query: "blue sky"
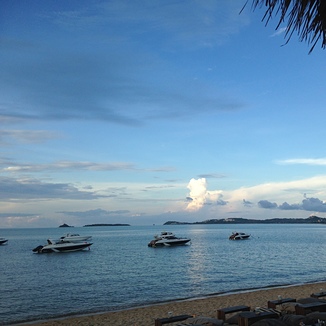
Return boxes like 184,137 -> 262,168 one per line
1,0 -> 326,228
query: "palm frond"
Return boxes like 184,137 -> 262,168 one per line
246,0 -> 326,53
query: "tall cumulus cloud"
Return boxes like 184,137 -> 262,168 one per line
186,178 -> 226,211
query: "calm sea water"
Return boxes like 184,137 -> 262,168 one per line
1,224 -> 326,325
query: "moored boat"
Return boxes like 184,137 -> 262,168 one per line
148,231 -> 191,247
59,233 -> 92,243
229,231 -> 250,240
0,238 -> 8,245
32,239 -> 92,253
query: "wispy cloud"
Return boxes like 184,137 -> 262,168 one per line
276,158 -> 326,166
242,199 -> 253,207
2,161 -> 136,173
270,27 -> 288,37
57,208 -> 130,218
54,1 -> 248,48
0,212 -> 39,218
0,130 -> 60,145
0,176 -> 106,201
144,185 -> 175,190
1,160 -> 174,173
0,1 -> 247,127
197,173 -> 226,179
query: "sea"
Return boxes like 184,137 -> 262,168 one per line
1,223 -> 326,325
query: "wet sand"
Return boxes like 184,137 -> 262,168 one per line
23,282 -> 326,326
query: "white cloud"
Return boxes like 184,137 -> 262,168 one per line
186,178 -> 208,211
270,27 -> 288,37
0,130 -> 60,145
228,176 -> 326,204
1,160 -> 175,173
184,175 -> 326,218
186,178 -> 225,211
276,158 -> 326,166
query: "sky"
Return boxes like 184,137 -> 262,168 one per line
1,0 -> 326,228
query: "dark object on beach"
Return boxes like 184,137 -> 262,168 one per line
238,310 -> 279,326
311,291 -> 326,298
268,298 -> 296,309
154,314 -> 192,326
217,305 -> 251,321
295,301 -> 326,315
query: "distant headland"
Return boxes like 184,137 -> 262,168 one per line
83,223 -> 130,227
164,215 -> 326,225
59,223 -> 130,227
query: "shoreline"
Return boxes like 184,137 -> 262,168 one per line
15,281 -> 326,326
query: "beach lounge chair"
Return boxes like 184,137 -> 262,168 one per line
295,301 -> 326,315
267,298 -> 296,309
273,311 -> 326,326
311,291 -> 326,299
178,316 -> 223,325
237,309 -> 280,326
154,314 -> 193,326
154,314 -> 223,326
248,319 -> 288,326
217,305 -> 251,321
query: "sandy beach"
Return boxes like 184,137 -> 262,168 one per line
23,282 -> 326,326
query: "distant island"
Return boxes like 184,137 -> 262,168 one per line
83,223 -> 130,227
59,223 -> 73,228
164,215 -> 326,225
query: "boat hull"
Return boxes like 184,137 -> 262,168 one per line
148,231 -> 191,247
33,242 -> 92,253
0,238 -> 8,245
231,236 -> 250,240
229,232 -> 250,240
148,239 -> 190,247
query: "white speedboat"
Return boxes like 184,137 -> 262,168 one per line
0,238 -> 8,245
148,231 -> 191,247
59,233 -> 92,243
32,239 -> 92,253
229,232 -> 250,240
